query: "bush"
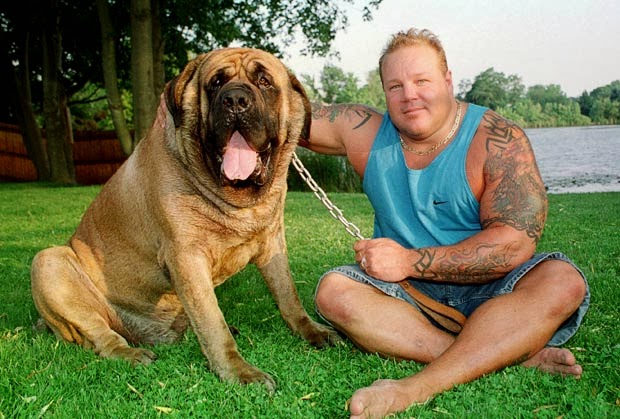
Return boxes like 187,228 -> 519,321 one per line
288,148 -> 362,193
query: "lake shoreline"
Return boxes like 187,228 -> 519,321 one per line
526,125 -> 620,195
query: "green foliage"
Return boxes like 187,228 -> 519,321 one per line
167,0 -> 369,59
463,70 -> 619,127
496,99 -> 548,128
464,67 -> 525,109
589,96 -> 620,125
1,1 -> 382,125
497,99 -> 591,128
288,148 -> 362,193
0,183 -> 618,418
355,69 -> 386,111
319,65 -> 361,103
68,83 -> 135,132
305,64 -> 620,128
542,101 -> 592,126
576,81 -> 620,125
527,84 -> 568,106
301,66 -> 385,111
69,83 -> 116,131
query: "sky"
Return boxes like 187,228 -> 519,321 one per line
283,0 -> 620,98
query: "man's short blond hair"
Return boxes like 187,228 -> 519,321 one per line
379,28 -> 449,83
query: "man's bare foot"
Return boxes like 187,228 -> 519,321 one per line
348,378 -> 428,419
521,347 -> 582,377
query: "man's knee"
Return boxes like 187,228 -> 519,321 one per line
518,259 -> 587,314
315,273 -> 358,324
543,260 -> 585,302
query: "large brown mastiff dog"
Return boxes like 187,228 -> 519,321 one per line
31,48 -> 339,390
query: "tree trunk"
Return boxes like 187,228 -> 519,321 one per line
130,0 -> 158,145
15,38 -> 51,181
42,0 -> 76,185
96,0 -> 133,156
151,0 -> 166,98
0,25 -> 50,180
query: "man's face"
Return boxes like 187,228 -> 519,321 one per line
381,44 -> 454,141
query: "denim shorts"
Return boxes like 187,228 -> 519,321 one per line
315,252 -> 589,346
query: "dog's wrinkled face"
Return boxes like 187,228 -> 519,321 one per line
165,48 -> 309,206
208,62 -> 279,186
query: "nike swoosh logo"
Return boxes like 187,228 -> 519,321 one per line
433,200 -> 448,205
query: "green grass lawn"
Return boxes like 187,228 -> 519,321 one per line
1,183 -> 618,418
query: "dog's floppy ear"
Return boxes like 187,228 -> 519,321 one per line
164,76 -> 182,128
288,71 -> 312,146
164,54 -> 206,128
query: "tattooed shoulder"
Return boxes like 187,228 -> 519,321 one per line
480,111 -> 547,243
311,103 -> 376,129
481,111 -> 526,154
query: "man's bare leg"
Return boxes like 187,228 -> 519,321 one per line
316,260 -> 587,419
347,347 -> 582,419
315,273 -> 455,362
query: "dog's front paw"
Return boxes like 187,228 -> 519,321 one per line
235,364 -> 276,393
104,346 -> 158,365
302,320 -> 343,348
220,360 -> 276,392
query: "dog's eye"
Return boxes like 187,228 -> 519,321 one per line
208,73 -> 227,92
210,78 -> 222,90
257,76 -> 272,89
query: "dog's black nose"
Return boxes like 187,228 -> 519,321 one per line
222,88 -> 252,114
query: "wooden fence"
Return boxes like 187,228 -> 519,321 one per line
0,122 -> 127,184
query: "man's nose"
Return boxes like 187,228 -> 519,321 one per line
400,82 -> 419,101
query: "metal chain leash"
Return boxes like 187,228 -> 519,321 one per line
291,152 -> 367,241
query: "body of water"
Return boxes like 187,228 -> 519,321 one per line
526,125 -> 620,194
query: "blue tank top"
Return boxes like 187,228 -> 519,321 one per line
362,103 -> 488,248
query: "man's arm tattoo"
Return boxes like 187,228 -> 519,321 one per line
412,243 -> 516,283
311,103 -> 374,129
412,248 -> 436,279
481,113 -> 546,243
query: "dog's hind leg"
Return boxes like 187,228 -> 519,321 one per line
31,246 -> 156,365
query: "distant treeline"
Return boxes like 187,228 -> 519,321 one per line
24,64 -> 619,133
301,65 -> 620,128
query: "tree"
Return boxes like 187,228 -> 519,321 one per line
96,0 -> 384,151
305,64 -> 615,129
128,0 -> 158,144
1,0 -> 104,184
456,79 -> 472,102
464,67 -> 525,110
577,90 -> 594,118
497,100 -> 549,128
1,0 -> 383,183
580,80 -> 620,124
320,64 -> 361,103
527,84 -> 568,106
589,97 -> 620,125
357,69 -> 386,111
302,66 -> 385,110
41,0 -> 75,184
0,6 -> 50,180
96,0 -> 132,154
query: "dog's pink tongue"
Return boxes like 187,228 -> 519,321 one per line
222,132 -> 258,181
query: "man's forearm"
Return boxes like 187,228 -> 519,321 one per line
409,228 -> 532,284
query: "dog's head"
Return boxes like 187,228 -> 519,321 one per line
164,48 -> 310,207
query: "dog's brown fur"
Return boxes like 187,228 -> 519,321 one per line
31,48 -> 339,390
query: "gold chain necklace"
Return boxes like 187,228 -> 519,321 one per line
399,101 -> 463,156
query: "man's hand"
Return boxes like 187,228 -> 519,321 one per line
354,238 -> 413,282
